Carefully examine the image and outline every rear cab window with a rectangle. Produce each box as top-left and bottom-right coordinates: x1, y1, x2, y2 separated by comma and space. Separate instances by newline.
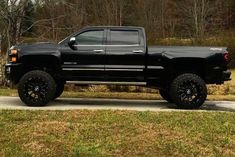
109, 30, 140, 46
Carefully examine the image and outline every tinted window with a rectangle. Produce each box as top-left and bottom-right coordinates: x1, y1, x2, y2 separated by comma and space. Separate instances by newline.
110, 30, 139, 45
76, 30, 104, 45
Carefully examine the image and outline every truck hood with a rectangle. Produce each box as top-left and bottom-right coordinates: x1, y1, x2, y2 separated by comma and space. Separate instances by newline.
148, 46, 227, 58
11, 42, 59, 57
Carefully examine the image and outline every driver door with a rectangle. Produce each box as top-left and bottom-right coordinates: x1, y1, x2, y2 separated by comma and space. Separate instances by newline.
61, 29, 106, 81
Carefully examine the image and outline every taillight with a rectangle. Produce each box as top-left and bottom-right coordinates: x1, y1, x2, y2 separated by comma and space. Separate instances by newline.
224, 52, 230, 63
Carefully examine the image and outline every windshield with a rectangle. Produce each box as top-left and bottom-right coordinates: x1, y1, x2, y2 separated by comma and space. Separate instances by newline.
58, 36, 69, 45
58, 31, 77, 45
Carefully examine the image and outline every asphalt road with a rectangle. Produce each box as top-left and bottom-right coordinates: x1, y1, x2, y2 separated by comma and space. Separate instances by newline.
0, 96, 235, 112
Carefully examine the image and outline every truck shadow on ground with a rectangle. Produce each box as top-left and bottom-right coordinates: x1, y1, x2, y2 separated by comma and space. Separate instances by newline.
200, 103, 235, 112
53, 98, 235, 112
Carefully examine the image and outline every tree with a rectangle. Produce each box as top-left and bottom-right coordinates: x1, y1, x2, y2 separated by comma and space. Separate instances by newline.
0, 0, 34, 48
175, 0, 218, 42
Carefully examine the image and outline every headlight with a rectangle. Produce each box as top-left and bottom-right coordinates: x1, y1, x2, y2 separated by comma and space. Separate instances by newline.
9, 49, 18, 63
11, 57, 17, 62
10, 49, 17, 55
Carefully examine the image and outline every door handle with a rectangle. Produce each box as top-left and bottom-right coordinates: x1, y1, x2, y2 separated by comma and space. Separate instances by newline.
93, 49, 104, 53
133, 50, 144, 53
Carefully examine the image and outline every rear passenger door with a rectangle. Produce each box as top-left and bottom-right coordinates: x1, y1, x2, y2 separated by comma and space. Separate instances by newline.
105, 29, 145, 81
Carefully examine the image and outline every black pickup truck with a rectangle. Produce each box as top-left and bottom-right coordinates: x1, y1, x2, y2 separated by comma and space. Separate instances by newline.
5, 26, 231, 109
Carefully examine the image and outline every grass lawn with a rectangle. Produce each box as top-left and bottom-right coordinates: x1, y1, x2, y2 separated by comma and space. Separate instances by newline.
0, 110, 234, 157
0, 71, 234, 156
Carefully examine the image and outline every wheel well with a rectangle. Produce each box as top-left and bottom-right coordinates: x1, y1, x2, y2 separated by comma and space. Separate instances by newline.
19, 55, 61, 80
153, 58, 206, 88
170, 58, 206, 80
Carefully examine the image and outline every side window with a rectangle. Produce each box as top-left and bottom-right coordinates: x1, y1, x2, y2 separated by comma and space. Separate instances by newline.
75, 30, 104, 45
110, 30, 139, 45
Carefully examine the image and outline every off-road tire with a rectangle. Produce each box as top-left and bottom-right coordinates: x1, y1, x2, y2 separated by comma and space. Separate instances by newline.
53, 81, 65, 99
18, 70, 56, 106
159, 89, 173, 103
170, 73, 207, 109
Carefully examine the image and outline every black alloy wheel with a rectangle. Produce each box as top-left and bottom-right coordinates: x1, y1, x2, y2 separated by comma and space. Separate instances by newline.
170, 73, 207, 109
18, 70, 56, 106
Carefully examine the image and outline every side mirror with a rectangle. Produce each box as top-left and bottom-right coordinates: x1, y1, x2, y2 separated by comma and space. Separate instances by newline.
68, 37, 77, 50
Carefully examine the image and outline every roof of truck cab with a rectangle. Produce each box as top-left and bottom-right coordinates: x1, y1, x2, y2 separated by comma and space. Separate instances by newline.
83, 26, 144, 30
58, 26, 145, 45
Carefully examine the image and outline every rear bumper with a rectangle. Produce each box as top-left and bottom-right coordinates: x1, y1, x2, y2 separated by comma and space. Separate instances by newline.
206, 68, 231, 84
222, 70, 231, 81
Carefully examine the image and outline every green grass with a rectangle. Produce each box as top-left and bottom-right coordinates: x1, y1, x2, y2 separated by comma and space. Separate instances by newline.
0, 110, 234, 157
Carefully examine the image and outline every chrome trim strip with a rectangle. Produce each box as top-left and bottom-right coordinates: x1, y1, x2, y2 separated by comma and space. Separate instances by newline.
62, 68, 103, 71
133, 50, 144, 53
148, 66, 164, 70
62, 68, 143, 72
62, 65, 145, 71
74, 44, 140, 47
62, 65, 104, 68
93, 49, 104, 52
64, 62, 77, 65
105, 65, 145, 69
66, 81, 146, 86
106, 69, 143, 72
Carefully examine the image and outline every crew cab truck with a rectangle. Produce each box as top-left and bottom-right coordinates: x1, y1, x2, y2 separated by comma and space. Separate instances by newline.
5, 26, 231, 109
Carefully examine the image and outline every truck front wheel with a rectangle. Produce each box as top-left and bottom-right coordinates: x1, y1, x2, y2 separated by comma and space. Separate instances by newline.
18, 70, 56, 106
159, 89, 172, 103
170, 73, 207, 109
53, 81, 65, 100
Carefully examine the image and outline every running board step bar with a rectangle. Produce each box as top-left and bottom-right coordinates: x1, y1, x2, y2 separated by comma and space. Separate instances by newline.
66, 81, 147, 86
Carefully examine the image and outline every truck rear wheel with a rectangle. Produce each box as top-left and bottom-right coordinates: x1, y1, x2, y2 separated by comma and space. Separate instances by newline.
159, 89, 172, 103
53, 81, 65, 99
18, 70, 56, 106
170, 73, 207, 109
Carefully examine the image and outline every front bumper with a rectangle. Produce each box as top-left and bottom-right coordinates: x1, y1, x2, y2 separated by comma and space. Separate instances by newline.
5, 63, 23, 84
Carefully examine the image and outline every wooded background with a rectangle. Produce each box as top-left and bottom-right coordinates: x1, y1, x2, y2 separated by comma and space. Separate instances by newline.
0, 0, 234, 50
0, 0, 234, 79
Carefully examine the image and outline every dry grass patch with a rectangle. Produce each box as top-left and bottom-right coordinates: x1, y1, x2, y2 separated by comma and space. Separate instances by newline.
0, 110, 234, 157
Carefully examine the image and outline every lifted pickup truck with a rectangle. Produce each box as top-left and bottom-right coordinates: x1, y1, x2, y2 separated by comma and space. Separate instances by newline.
5, 26, 231, 109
